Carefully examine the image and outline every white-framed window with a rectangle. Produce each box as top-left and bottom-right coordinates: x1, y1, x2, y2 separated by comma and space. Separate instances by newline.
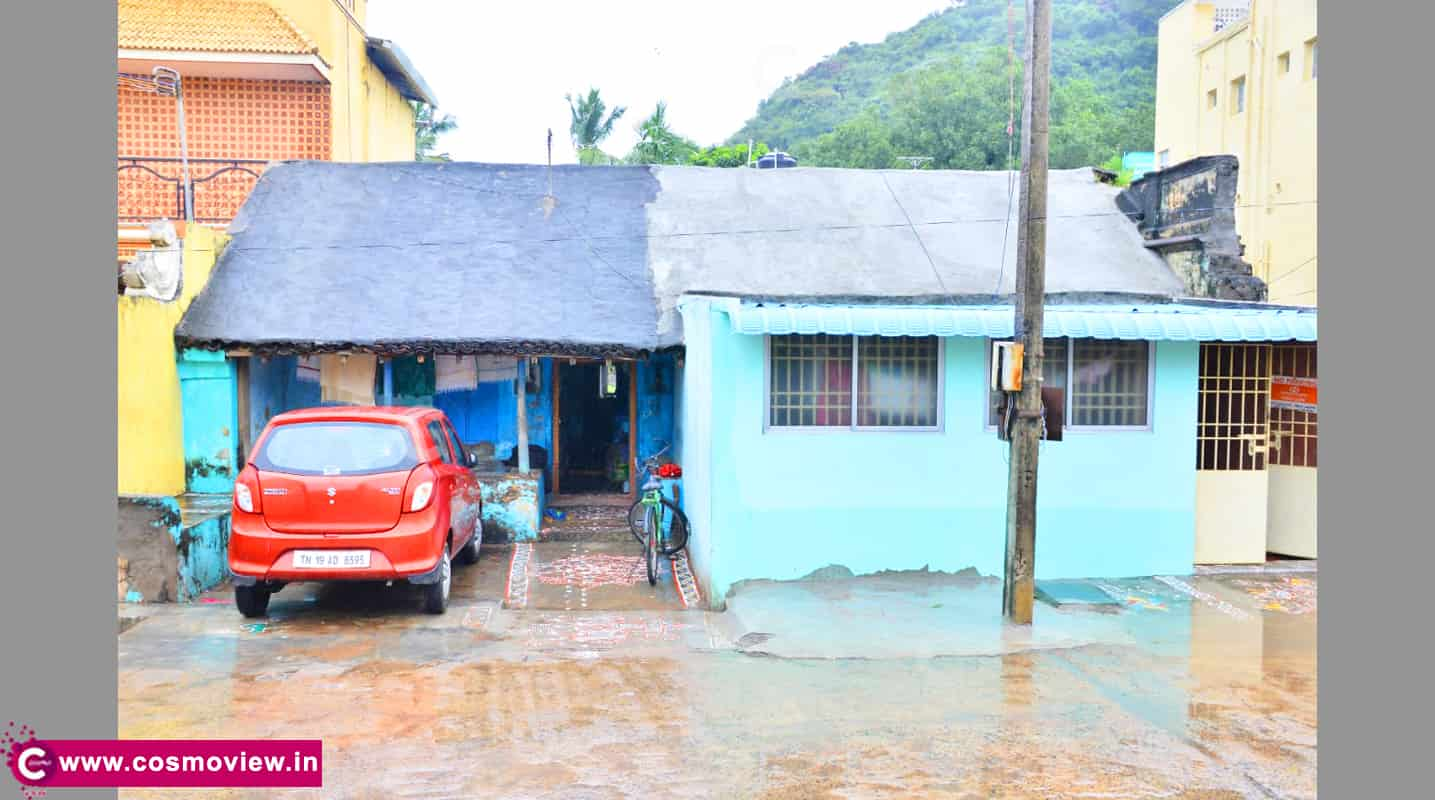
766, 334, 943, 431
1231, 76, 1246, 114
986, 338, 1154, 430
1207, 89, 1218, 109
1306, 38, 1317, 79
1158, 149, 1170, 168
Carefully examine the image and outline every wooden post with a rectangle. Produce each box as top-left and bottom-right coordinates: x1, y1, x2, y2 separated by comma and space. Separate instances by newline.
628, 362, 638, 497
515, 358, 530, 473
550, 360, 561, 494
1003, 0, 1052, 625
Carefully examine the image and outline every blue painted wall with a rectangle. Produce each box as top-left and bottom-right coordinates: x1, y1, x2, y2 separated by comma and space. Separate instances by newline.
636, 352, 678, 465
246, 355, 321, 454
434, 359, 553, 461
175, 514, 230, 601
680, 300, 1199, 606
178, 349, 240, 494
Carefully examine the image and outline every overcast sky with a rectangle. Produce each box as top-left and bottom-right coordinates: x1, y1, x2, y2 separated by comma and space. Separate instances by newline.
366, 0, 951, 164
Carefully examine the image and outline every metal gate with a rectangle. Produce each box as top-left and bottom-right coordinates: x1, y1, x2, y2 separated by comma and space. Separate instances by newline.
1195, 343, 1272, 563
1267, 343, 1318, 557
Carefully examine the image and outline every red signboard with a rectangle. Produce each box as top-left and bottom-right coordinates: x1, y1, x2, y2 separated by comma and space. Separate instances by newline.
1270, 376, 1317, 413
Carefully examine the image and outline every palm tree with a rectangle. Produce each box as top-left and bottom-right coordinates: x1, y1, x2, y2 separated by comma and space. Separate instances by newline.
626, 101, 697, 165
566, 89, 626, 165
412, 101, 457, 161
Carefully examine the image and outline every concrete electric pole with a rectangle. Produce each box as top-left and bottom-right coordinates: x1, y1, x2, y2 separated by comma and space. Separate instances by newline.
1003, 0, 1053, 625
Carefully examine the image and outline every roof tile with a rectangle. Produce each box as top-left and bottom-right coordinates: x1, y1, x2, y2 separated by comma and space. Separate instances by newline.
118, 0, 319, 56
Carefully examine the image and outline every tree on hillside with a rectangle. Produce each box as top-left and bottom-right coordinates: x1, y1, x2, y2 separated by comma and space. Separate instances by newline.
687, 142, 769, 168
566, 88, 626, 165
625, 102, 699, 165
787, 47, 1157, 172
729, 0, 1169, 159
793, 110, 899, 169
412, 101, 457, 161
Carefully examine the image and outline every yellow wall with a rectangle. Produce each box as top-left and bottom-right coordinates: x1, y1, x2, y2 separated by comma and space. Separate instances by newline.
1155, 1, 1318, 306
117, 227, 226, 495
269, 0, 416, 161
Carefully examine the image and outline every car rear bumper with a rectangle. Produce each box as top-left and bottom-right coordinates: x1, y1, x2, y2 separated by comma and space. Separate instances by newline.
228, 507, 445, 583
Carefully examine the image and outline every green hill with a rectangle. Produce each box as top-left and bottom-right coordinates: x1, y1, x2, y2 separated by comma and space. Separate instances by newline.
729, 0, 1174, 170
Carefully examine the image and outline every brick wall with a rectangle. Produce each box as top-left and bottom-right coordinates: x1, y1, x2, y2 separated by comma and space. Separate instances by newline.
118, 76, 331, 223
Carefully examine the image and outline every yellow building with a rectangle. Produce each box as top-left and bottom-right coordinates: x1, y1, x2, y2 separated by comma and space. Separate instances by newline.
1154, 0, 1317, 306
117, 1, 438, 496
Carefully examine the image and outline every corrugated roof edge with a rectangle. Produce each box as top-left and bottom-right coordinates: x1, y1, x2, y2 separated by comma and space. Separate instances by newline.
366, 37, 437, 106
692, 294, 1316, 342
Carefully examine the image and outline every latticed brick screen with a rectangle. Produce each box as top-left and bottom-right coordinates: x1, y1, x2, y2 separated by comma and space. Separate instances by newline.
117, 76, 330, 222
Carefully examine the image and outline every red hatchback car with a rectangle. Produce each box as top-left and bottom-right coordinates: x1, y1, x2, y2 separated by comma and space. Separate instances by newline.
229, 406, 483, 617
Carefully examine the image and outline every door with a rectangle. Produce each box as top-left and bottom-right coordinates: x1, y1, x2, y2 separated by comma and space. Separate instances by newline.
551, 360, 636, 496
1267, 344, 1317, 558
1195, 343, 1271, 564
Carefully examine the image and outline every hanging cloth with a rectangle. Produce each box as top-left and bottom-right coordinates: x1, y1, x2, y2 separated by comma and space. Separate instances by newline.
435, 355, 479, 393
319, 353, 377, 405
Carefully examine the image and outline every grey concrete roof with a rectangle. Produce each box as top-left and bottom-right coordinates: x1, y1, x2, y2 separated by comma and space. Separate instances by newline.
176, 162, 1182, 354
647, 166, 1183, 344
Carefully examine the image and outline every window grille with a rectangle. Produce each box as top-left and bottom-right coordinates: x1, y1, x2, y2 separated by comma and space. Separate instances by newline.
858, 336, 940, 427
1197, 343, 1270, 470
1071, 340, 1150, 427
1213, 3, 1250, 32
768, 335, 940, 430
768, 335, 853, 428
986, 339, 1148, 429
1270, 343, 1317, 468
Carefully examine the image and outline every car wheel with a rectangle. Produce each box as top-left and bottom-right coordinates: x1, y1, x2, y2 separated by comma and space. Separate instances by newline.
235, 585, 270, 618
422, 542, 451, 615
456, 523, 482, 565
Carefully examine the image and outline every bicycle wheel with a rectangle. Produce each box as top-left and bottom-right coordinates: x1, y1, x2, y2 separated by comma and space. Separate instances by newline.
659, 499, 690, 556
644, 505, 659, 586
627, 499, 648, 546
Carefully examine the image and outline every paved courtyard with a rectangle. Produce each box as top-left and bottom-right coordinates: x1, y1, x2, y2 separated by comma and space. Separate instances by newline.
118, 545, 1316, 799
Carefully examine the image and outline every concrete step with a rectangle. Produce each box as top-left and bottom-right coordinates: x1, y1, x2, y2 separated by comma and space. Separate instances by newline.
539, 504, 634, 543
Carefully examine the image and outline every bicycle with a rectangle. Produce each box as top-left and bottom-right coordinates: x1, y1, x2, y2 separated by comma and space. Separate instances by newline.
628, 445, 690, 586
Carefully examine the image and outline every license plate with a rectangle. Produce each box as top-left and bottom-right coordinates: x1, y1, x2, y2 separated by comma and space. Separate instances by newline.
292, 550, 370, 569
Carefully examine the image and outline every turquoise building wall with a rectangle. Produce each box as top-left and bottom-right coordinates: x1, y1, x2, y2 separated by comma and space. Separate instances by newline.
178, 349, 240, 494
679, 299, 1200, 607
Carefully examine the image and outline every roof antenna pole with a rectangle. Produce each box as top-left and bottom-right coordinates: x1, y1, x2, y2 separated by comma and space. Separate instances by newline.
542, 128, 558, 218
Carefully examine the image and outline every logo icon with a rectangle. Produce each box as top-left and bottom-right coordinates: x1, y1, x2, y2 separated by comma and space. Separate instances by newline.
326, 487, 336, 498
4, 722, 51, 799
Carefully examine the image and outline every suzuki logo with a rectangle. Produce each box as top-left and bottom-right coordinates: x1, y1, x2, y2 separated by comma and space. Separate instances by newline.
327, 487, 337, 497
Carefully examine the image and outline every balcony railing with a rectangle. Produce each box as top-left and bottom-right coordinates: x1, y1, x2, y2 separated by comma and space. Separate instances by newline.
117, 156, 269, 225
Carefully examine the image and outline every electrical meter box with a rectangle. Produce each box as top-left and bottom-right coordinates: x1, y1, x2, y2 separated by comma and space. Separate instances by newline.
991, 341, 1024, 393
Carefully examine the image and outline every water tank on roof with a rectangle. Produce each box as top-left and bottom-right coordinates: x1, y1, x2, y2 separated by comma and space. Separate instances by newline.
755, 151, 798, 169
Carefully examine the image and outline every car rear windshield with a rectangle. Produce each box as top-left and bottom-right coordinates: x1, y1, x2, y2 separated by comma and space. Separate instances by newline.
253, 422, 419, 476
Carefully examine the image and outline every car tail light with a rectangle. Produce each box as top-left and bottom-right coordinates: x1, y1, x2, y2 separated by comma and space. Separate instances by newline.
404, 464, 436, 513
234, 468, 261, 514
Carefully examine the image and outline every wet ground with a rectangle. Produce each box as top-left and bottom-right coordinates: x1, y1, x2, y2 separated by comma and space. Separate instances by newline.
118, 547, 1316, 799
